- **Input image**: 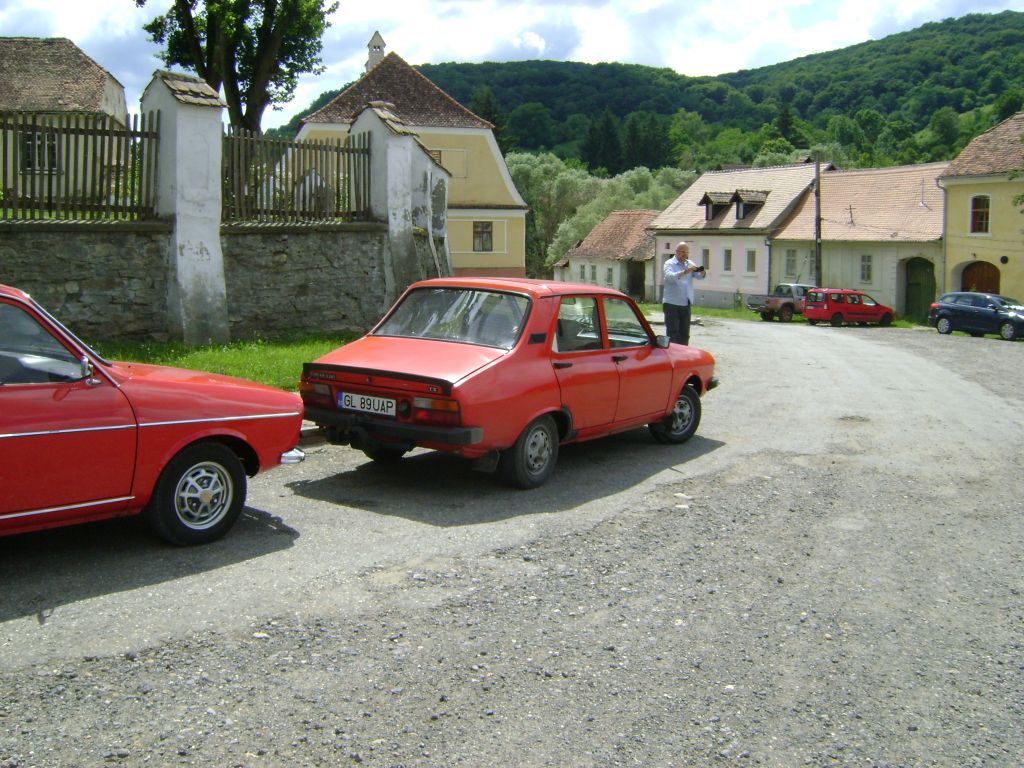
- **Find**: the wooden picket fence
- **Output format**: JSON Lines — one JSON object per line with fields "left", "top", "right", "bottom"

{"left": 222, "top": 127, "right": 371, "bottom": 223}
{"left": 0, "top": 112, "right": 159, "bottom": 221}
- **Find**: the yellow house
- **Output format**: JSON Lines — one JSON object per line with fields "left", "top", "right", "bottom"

{"left": 297, "top": 34, "right": 527, "bottom": 277}
{"left": 937, "top": 112, "right": 1024, "bottom": 298}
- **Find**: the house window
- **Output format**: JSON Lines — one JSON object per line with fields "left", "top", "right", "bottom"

{"left": 579, "top": 264, "right": 586, "bottom": 281}
{"left": 21, "top": 130, "right": 58, "bottom": 173}
{"left": 723, "top": 248, "right": 733, "bottom": 272}
{"left": 701, "top": 248, "right": 710, "bottom": 269}
{"left": 860, "top": 254, "right": 873, "bottom": 283}
{"left": 473, "top": 221, "right": 493, "bottom": 252}
{"left": 970, "top": 196, "right": 990, "bottom": 234}
{"left": 785, "top": 249, "right": 797, "bottom": 278}
{"left": 606, "top": 267, "right": 614, "bottom": 285}
{"left": 746, "top": 249, "right": 757, "bottom": 273}
{"left": 590, "top": 265, "right": 597, "bottom": 282}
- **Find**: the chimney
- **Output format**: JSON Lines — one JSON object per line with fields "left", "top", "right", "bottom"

{"left": 366, "top": 31, "right": 386, "bottom": 73}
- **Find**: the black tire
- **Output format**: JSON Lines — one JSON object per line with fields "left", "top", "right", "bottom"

{"left": 145, "top": 442, "right": 246, "bottom": 546}
{"left": 759, "top": 310, "right": 774, "bottom": 322}
{"left": 778, "top": 305, "right": 794, "bottom": 322}
{"left": 830, "top": 313, "right": 844, "bottom": 327}
{"left": 362, "top": 443, "right": 408, "bottom": 463}
{"left": 499, "top": 415, "right": 559, "bottom": 489}
{"left": 936, "top": 316, "right": 953, "bottom": 335}
{"left": 649, "top": 385, "right": 702, "bottom": 445}
{"left": 879, "top": 313, "right": 893, "bottom": 327}
{"left": 1000, "top": 321, "right": 1019, "bottom": 341}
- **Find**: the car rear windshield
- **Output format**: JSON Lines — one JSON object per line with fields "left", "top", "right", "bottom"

{"left": 375, "top": 287, "right": 530, "bottom": 350}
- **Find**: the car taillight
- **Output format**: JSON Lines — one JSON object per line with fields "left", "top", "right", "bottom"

{"left": 299, "top": 380, "right": 332, "bottom": 398}
{"left": 929, "top": 303, "right": 939, "bottom": 310}
{"left": 412, "top": 396, "right": 460, "bottom": 426}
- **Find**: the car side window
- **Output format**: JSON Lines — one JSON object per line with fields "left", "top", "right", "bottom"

{"left": 861, "top": 295, "right": 877, "bottom": 306}
{"left": 554, "top": 297, "right": 601, "bottom": 352}
{"left": 830, "top": 293, "right": 845, "bottom": 303}
{"left": 603, "top": 298, "right": 651, "bottom": 349}
{"left": 0, "top": 302, "right": 82, "bottom": 385}
{"left": 847, "top": 294, "right": 861, "bottom": 305}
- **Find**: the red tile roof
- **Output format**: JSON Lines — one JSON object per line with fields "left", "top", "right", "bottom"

{"left": 302, "top": 52, "right": 491, "bottom": 130}
{"left": 941, "top": 112, "right": 1024, "bottom": 177}
{"left": 0, "top": 37, "right": 121, "bottom": 113}
{"left": 774, "top": 162, "right": 947, "bottom": 242}
{"left": 554, "top": 209, "right": 659, "bottom": 266}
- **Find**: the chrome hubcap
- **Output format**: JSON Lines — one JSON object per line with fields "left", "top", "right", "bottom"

{"left": 174, "top": 462, "right": 232, "bottom": 529}
{"left": 671, "top": 396, "right": 692, "bottom": 433}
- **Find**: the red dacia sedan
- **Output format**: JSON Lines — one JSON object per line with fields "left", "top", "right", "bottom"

{"left": 0, "top": 283, "right": 305, "bottom": 545}
{"left": 300, "top": 277, "right": 717, "bottom": 488}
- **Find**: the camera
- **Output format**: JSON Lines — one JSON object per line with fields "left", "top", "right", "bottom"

{"left": 695, "top": 265, "right": 706, "bottom": 273}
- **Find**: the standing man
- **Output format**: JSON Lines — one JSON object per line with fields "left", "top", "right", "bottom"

{"left": 662, "top": 241, "right": 705, "bottom": 345}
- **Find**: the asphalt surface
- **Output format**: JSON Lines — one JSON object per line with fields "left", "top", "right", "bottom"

{"left": 1, "top": 318, "right": 1021, "bottom": 767}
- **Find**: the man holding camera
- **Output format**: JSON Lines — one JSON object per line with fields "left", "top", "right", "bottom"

{"left": 662, "top": 241, "right": 706, "bottom": 346}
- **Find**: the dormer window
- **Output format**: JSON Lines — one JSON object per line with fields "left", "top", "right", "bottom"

{"left": 731, "top": 189, "right": 768, "bottom": 220}
{"left": 698, "top": 192, "right": 732, "bottom": 221}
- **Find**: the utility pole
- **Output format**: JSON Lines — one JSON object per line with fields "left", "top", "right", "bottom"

{"left": 814, "top": 157, "right": 823, "bottom": 285}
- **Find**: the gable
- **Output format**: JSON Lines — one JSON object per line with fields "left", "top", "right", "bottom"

{"left": 303, "top": 52, "right": 492, "bottom": 130}
{"left": 941, "top": 112, "right": 1024, "bottom": 178}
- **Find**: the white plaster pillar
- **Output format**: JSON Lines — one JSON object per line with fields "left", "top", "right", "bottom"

{"left": 141, "top": 71, "right": 229, "bottom": 345}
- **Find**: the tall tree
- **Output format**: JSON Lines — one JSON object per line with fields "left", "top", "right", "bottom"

{"left": 135, "top": 0, "right": 338, "bottom": 132}
{"left": 581, "top": 109, "right": 622, "bottom": 175}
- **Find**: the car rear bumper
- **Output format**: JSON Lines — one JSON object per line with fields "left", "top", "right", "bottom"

{"left": 304, "top": 406, "right": 484, "bottom": 447}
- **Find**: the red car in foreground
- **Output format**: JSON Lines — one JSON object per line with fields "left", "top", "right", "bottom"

{"left": 300, "top": 277, "right": 718, "bottom": 488}
{"left": 804, "top": 288, "right": 895, "bottom": 327}
{"left": 0, "top": 283, "right": 305, "bottom": 545}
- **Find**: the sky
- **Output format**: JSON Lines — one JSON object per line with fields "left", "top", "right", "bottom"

{"left": 2, "top": 0, "right": 1021, "bottom": 129}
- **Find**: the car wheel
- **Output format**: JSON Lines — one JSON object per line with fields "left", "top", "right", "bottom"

{"left": 649, "top": 385, "right": 702, "bottom": 445}
{"left": 778, "top": 305, "right": 794, "bottom": 322}
{"left": 1000, "top": 321, "right": 1019, "bottom": 341}
{"left": 830, "top": 313, "right": 844, "bottom": 327}
{"left": 879, "top": 313, "right": 893, "bottom": 327}
{"left": 936, "top": 316, "right": 953, "bottom": 335}
{"left": 499, "top": 415, "right": 559, "bottom": 489}
{"left": 145, "top": 442, "right": 246, "bottom": 546}
{"left": 759, "top": 310, "right": 774, "bottom": 321}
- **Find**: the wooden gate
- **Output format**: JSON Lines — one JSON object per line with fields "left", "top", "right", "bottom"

{"left": 961, "top": 261, "right": 1000, "bottom": 293}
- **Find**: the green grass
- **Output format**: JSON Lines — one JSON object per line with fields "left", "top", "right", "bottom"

{"left": 93, "top": 334, "right": 358, "bottom": 391}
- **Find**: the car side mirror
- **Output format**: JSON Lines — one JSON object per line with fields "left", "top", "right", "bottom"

{"left": 80, "top": 356, "right": 100, "bottom": 385}
{"left": 655, "top": 335, "right": 670, "bottom": 349}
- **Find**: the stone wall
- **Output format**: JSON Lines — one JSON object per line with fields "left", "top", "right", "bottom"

{"left": 221, "top": 222, "right": 443, "bottom": 338}
{"left": 0, "top": 221, "right": 173, "bottom": 341}
{"left": 0, "top": 220, "right": 446, "bottom": 342}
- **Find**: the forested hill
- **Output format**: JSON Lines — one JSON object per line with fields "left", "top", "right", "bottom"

{"left": 273, "top": 11, "right": 1024, "bottom": 171}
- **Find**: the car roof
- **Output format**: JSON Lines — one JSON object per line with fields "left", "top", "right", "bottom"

{"left": 812, "top": 288, "right": 862, "bottom": 294}
{"left": 406, "top": 276, "right": 630, "bottom": 300}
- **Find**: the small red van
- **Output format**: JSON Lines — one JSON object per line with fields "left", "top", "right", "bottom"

{"left": 804, "top": 289, "right": 895, "bottom": 327}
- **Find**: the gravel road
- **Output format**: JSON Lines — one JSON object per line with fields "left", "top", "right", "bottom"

{"left": 2, "top": 319, "right": 1022, "bottom": 767}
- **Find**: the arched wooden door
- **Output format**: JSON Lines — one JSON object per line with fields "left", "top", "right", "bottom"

{"left": 904, "top": 257, "right": 936, "bottom": 322}
{"left": 962, "top": 261, "right": 1000, "bottom": 294}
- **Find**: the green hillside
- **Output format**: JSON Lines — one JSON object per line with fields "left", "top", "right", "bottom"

{"left": 270, "top": 10, "right": 1024, "bottom": 172}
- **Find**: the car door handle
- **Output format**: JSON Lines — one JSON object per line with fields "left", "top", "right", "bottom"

{"left": 553, "top": 362, "right": 573, "bottom": 369}
{"left": 612, "top": 355, "right": 627, "bottom": 362}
